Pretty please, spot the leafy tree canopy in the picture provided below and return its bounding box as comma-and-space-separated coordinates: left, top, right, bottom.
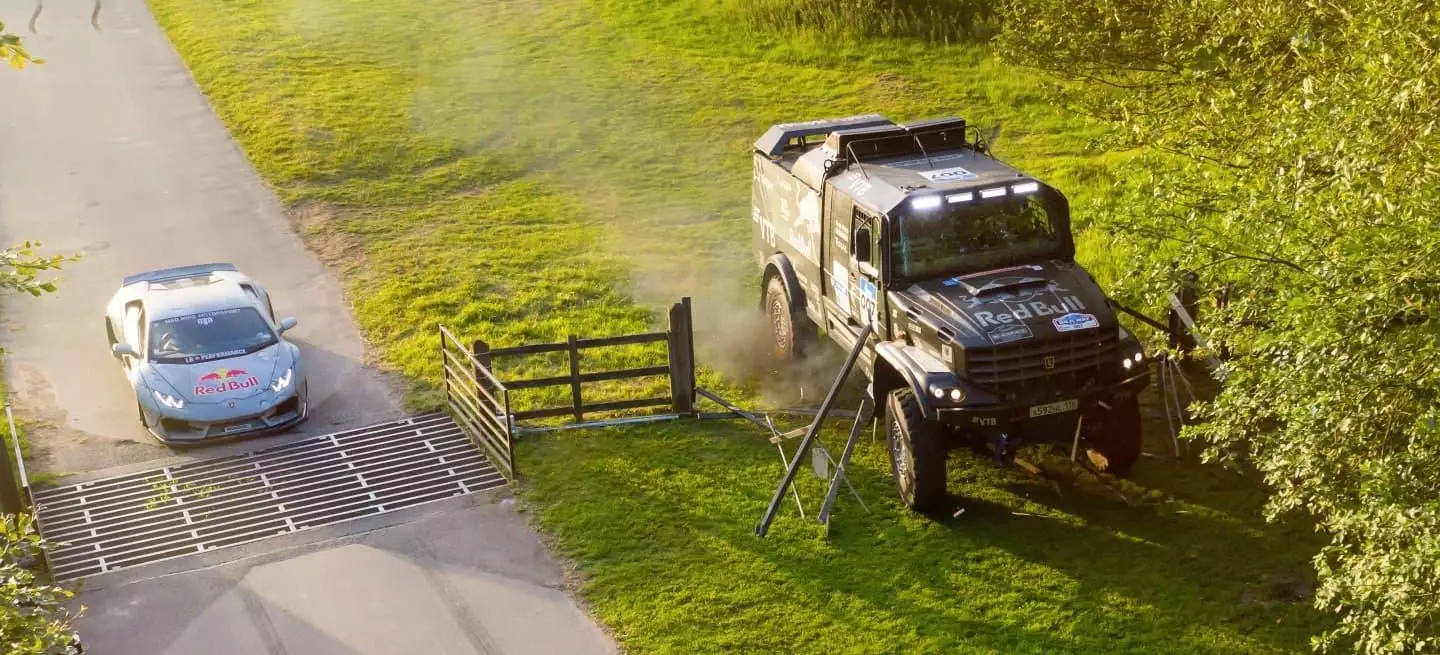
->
998, 1, 1440, 651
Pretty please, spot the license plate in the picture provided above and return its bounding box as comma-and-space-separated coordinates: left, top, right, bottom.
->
223, 423, 253, 433
1029, 399, 1078, 418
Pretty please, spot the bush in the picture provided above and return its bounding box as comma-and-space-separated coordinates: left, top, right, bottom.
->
1, 513, 81, 655
998, 1, 1440, 651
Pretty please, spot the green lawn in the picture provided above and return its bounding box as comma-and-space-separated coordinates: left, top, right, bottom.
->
147, 0, 1329, 651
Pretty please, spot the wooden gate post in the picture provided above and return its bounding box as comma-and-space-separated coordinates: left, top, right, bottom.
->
667, 297, 696, 416
567, 336, 584, 421
0, 416, 25, 516
1168, 270, 1200, 353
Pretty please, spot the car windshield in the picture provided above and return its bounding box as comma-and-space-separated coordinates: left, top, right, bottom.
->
892, 193, 1067, 280
148, 307, 276, 364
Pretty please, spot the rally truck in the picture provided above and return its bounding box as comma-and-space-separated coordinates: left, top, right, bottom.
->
751, 114, 1150, 511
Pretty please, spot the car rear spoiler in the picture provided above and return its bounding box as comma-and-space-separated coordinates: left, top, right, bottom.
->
122, 263, 237, 287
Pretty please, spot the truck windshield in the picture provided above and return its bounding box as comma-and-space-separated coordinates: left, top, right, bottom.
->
892, 193, 1066, 280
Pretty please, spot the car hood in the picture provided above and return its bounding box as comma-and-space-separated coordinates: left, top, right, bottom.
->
148, 344, 291, 404
895, 260, 1116, 348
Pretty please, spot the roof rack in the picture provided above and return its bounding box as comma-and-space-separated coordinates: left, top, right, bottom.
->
753, 114, 895, 158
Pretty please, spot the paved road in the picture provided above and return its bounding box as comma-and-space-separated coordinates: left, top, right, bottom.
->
0, 0, 403, 478
74, 493, 618, 655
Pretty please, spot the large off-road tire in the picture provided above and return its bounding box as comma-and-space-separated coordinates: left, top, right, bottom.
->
1085, 397, 1143, 476
885, 388, 947, 512
764, 276, 809, 361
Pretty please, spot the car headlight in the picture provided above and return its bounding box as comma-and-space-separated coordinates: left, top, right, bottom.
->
1122, 351, 1145, 370
153, 389, 185, 409
271, 367, 293, 393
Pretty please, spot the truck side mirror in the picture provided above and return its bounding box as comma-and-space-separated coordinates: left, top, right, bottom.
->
854, 227, 872, 264
112, 343, 136, 358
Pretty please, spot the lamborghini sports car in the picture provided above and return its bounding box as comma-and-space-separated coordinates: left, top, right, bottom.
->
105, 263, 309, 444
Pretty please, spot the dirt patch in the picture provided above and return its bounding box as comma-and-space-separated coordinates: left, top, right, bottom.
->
286, 201, 366, 271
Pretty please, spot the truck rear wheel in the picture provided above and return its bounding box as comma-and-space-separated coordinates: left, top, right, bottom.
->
885, 388, 947, 512
1085, 397, 1143, 476
764, 276, 808, 361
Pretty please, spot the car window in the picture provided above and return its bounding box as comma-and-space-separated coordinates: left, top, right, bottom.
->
148, 307, 278, 364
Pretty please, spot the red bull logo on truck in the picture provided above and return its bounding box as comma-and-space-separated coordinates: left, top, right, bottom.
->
194, 368, 259, 396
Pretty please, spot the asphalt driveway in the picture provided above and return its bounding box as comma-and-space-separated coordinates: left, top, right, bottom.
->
0, 0, 403, 478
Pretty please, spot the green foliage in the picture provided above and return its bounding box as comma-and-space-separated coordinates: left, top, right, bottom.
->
0, 243, 72, 298
0, 22, 38, 69
999, 1, 1440, 651
1, 514, 81, 655
729, 0, 997, 43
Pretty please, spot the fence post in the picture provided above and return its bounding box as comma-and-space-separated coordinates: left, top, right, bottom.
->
0, 401, 25, 516
471, 339, 491, 382
1168, 270, 1200, 353
567, 336, 583, 421
667, 298, 696, 416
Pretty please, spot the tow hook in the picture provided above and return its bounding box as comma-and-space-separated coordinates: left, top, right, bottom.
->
989, 432, 1016, 467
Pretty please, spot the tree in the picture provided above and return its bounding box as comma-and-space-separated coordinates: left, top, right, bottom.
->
997, 1, 1440, 651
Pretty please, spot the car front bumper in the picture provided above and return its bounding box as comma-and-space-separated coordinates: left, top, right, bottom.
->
144, 386, 308, 445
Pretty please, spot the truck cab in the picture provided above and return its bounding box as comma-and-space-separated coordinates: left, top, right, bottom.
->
751, 114, 1151, 511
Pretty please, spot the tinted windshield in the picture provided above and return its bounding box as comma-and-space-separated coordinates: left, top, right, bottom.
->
149, 308, 277, 364
892, 192, 1067, 280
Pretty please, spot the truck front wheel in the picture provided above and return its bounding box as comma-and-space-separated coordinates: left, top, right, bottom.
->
885, 388, 947, 512
764, 276, 807, 361
1085, 397, 1143, 476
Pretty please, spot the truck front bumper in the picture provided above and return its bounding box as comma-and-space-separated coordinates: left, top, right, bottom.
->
934, 370, 1150, 436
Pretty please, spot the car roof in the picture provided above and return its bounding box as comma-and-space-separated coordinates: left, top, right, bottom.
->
130, 270, 261, 321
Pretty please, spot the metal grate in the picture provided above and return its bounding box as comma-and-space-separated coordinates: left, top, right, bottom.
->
32, 414, 504, 581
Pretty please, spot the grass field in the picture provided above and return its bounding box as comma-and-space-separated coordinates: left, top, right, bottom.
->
147, 0, 1330, 651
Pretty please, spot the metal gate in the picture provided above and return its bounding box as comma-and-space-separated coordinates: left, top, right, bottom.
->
439, 325, 515, 483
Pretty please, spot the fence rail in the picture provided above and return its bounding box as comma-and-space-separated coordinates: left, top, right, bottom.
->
472, 297, 696, 427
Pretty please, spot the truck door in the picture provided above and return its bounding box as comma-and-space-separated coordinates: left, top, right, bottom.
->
823, 183, 855, 327
849, 210, 882, 328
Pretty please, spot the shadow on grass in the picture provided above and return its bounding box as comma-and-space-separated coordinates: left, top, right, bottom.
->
517, 416, 1330, 654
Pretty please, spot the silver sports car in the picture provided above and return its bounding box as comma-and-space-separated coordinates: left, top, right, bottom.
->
105, 263, 309, 444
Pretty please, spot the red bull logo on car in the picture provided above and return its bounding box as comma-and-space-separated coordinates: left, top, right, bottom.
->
194, 368, 259, 396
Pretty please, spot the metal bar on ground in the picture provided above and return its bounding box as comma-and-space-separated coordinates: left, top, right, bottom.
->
512, 414, 682, 434
818, 398, 872, 525
756, 322, 872, 538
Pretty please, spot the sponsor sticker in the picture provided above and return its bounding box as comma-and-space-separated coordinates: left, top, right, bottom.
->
1052, 313, 1100, 332
987, 323, 1034, 345
919, 166, 977, 183
194, 368, 260, 396
183, 349, 247, 364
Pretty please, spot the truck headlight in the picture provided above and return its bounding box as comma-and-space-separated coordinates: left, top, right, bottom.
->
153, 390, 185, 409
1123, 358, 1133, 370
271, 368, 293, 393
929, 385, 965, 402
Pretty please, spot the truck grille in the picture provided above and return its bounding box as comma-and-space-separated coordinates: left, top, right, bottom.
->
966, 332, 1119, 394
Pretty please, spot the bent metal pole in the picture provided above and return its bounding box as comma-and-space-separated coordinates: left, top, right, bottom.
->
756, 322, 872, 537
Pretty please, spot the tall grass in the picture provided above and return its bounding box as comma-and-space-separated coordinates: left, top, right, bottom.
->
729, 0, 999, 43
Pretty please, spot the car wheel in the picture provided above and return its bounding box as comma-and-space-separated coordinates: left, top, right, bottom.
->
135, 401, 148, 427
1085, 397, 1143, 476
885, 388, 947, 512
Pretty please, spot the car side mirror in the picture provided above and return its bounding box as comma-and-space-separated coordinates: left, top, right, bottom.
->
278, 317, 298, 333
854, 227, 872, 264
112, 343, 136, 358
